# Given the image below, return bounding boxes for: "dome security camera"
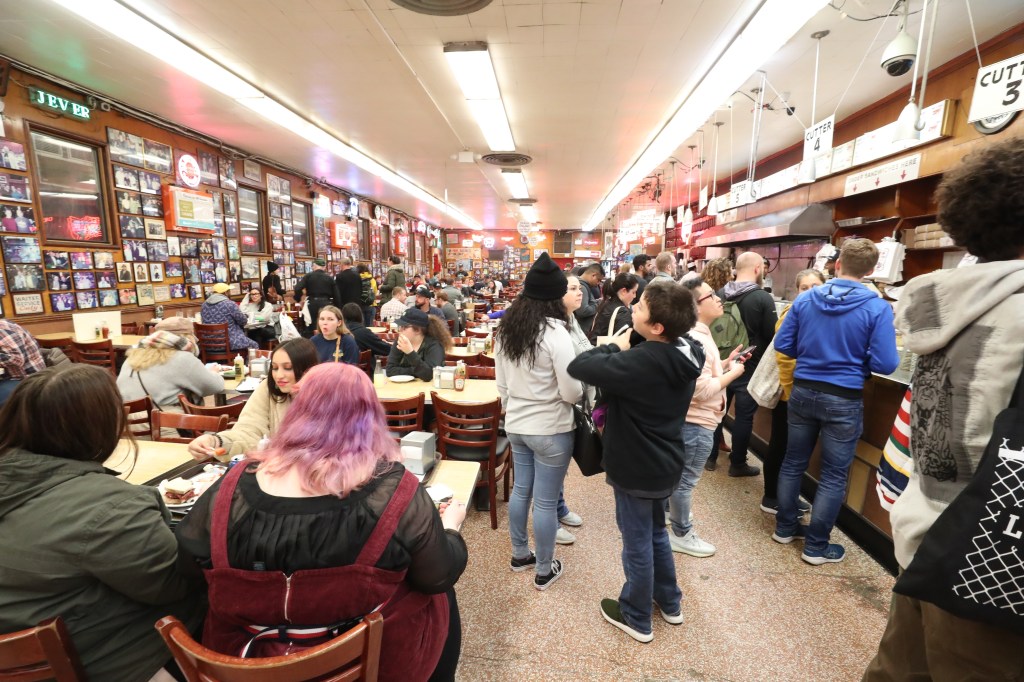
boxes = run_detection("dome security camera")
[881,28,917,77]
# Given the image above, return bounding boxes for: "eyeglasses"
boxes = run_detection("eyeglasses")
[697,292,717,303]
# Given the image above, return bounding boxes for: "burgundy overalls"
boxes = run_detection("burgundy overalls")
[201,461,449,681]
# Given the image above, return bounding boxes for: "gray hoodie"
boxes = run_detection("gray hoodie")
[889,260,1024,568]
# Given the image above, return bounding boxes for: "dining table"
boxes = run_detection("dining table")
[374,375,499,404]
[447,346,495,360]
[35,332,146,349]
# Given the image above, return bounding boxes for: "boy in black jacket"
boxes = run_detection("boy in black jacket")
[567,280,704,642]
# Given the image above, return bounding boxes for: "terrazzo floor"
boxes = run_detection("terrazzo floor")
[452,449,894,681]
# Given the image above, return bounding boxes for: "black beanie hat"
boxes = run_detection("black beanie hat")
[267,261,279,272]
[524,252,567,300]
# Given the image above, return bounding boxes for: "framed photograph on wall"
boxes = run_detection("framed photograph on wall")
[136,283,155,306]
[116,262,133,283]
[72,271,96,290]
[153,284,171,302]
[70,251,93,270]
[169,283,185,299]
[50,292,76,312]
[142,195,163,217]
[12,293,44,315]
[107,128,144,167]
[165,261,183,278]
[144,218,166,240]
[76,291,98,309]
[96,270,115,288]
[188,284,202,300]
[143,139,172,174]
[120,215,145,239]
[149,262,164,282]
[139,170,162,195]
[9,267,42,291]
[133,262,148,283]
[123,239,147,262]
[198,151,218,186]
[113,165,140,191]
[43,250,69,269]
[242,159,260,182]
[0,173,31,203]
[0,203,36,233]
[119,287,138,305]
[46,271,71,291]
[218,157,237,190]
[93,251,115,269]
[147,240,168,262]
[222,192,236,216]
[2,236,41,263]
[166,235,180,256]
[98,289,119,307]
[0,139,28,171]
[115,190,142,215]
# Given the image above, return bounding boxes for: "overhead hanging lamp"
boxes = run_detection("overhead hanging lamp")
[683,144,696,226]
[666,161,676,234]
[799,30,829,185]
[893,0,939,143]
[707,120,724,217]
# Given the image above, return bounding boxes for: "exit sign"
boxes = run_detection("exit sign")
[27,87,91,121]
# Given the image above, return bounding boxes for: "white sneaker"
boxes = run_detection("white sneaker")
[559,511,583,527]
[555,527,576,545]
[669,529,716,557]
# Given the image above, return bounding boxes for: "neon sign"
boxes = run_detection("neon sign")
[28,87,90,121]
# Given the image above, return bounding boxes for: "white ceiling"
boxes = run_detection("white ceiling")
[0,0,1020,232]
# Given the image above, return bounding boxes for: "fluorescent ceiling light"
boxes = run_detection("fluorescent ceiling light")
[445,43,516,153]
[50,0,483,231]
[519,204,538,223]
[501,170,530,200]
[582,0,828,231]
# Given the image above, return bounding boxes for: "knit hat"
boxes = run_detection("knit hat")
[395,308,429,329]
[135,331,197,355]
[267,261,279,272]
[313,257,327,266]
[212,282,230,294]
[523,252,567,300]
[154,317,194,335]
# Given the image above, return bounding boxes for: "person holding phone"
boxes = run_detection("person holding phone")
[588,273,638,343]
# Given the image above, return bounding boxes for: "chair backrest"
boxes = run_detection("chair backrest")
[473,354,495,368]
[357,349,375,381]
[123,396,154,439]
[473,303,487,313]
[466,365,496,380]
[445,352,478,365]
[195,322,232,364]
[379,393,425,444]
[151,411,228,444]
[432,393,502,460]
[466,329,490,339]
[121,322,141,335]
[0,617,87,682]
[450,337,470,347]
[35,337,74,353]
[69,339,117,375]
[155,612,382,682]
[445,318,456,334]
[377,333,398,343]
[178,394,246,428]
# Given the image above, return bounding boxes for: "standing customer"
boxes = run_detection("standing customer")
[310,305,359,364]
[652,252,676,280]
[357,263,378,326]
[496,253,583,590]
[759,269,826,514]
[568,281,703,642]
[589,273,638,342]
[709,252,777,476]
[573,264,603,332]
[667,279,747,557]
[334,257,362,308]
[0,318,45,407]
[773,239,899,564]
[379,255,405,305]
[294,258,340,337]
[863,138,1024,679]
[201,282,258,352]
[176,363,468,681]
[261,261,283,303]
[0,365,204,682]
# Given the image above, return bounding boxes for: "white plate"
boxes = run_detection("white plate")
[158,480,199,509]
[389,375,416,383]
[158,466,227,510]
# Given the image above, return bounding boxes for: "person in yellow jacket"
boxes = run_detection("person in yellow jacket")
[760,269,826,514]
[357,263,379,327]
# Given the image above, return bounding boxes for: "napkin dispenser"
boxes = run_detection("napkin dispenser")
[401,431,438,476]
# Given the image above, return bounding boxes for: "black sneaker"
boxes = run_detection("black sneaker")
[600,598,653,643]
[760,496,812,515]
[771,524,809,544]
[704,459,717,471]
[728,464,761,477]
[510,552,537,573]
[534,559,564,591]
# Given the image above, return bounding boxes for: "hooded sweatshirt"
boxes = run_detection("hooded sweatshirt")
[568,337,703,495]
[888,260,1024,569]
[718,281,778,373]
[774,279,899,394]
[0,450,204,682]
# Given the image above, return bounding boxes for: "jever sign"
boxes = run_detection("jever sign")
[27,87,90,121]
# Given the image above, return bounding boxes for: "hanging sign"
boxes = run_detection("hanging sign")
[698,186,708,211]
[968,51,1024,122]
[843,153,921,197]
[803,115,835,160]
[517,220,532,236]
[27,86,90,121]
[176,154,202,189]
[313,194,332,218]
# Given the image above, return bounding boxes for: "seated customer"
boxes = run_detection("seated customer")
[386,308,451,381]
[342,303,391,356]
[0,365,204,681]
[201,282,258,352]
[117,317,225,411]
[176,363,468,681]
[310,305,359,364]
[239,287,278,346]
[0,319,45,406]
[435,291,462,336]
[188,338,318,459]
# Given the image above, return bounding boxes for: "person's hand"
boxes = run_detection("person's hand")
[188,434,220,461]
[611,325,631,351]
[396,334,413,354]
[440,500,467,530]
[729,361,746,378]
[726,345,745,365]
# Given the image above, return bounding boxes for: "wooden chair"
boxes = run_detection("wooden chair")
[121,322,141,335]
[445,318,456,334]
[379,393,426,444]
[69,339,117,375]
[432,394,511,530]
[178,394,246,428]
[466,365,496,380]
[0,617,87,682]
[357,349,375,381]
[151,412,228,444]
[377,332,398,343]
[194,322,232,364]
[473,303,487,314]
[123,396,154,439]
[450,337,470,347]
[446,352,478,365]
[466,328,490,339]
[474,354,495,368]
[35,336,74,354]
[156,612,382,682]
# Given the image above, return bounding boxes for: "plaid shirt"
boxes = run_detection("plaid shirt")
[0,320,45,380]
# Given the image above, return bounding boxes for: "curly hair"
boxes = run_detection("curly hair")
[702,257,733,292]
[937,136,1024,261]
[494,296,567,365]
[425,315,453,352]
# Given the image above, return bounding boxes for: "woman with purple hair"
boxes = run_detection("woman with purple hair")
[176,363,468,681]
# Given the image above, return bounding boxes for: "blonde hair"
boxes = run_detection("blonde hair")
[317,305,350,336]
[125,347,176,370]
[839,238,880,278]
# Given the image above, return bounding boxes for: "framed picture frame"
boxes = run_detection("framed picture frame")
[144,218,166,240]
[147,240,168,262]
[165,261,183,278]
[222,192,236,216]
[50,291,76,312]
[116,262,133,283]
[112,164,140,191]
[142,195,163,217]
[0,203,36,234]
[139,170,162,195]
[70,251,93,270]
[188,284,203,300]
[95,270,116,288]
[12,292,44,315]
[119,287,138,305]
[46,271,72,291]
[0,139,28,171]
[93,251,115,269]
[107,128,144,167]
[2,236,41,263]
[98,289,119,307]
[218,157,237,190]
[133,262,149,283]
[149,262,164,282]
[122,239,147,262]
[119,215,145,239]
[169,283,186,299]
[143,139,173,174]
[242,159,261,182]
[166,235,180,256]
[43,250,69,269]
[8,264,45,291]
[72,271,96,290]
[0,173,31,203]
[115,190,142,215]
[198,151,218,186]
[75,291,98,309]
[136,283,155,306]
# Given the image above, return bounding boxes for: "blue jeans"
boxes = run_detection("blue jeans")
[668,423,716,537]
[508,432,573,576]
[557,489,570,519]
[776,385,863,554]
[613,488,682,635]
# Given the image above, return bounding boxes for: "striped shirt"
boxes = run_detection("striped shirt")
[0,320,45,380]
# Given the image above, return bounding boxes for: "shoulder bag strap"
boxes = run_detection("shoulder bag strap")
[355,471,420,567]
[133,370,164,412]
[608,306,621,337]
[210,460,251,569]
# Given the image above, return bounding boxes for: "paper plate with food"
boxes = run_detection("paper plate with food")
[159,465,227,509]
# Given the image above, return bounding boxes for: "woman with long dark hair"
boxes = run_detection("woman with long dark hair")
[386,309,452,380]
[240,286,278,346]
[495,253,583,591]
[589,272,639,342]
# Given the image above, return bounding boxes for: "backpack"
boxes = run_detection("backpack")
[359,278,375,306]
[710,297,749,361]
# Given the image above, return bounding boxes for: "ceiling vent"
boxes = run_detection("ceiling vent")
[481,152,532,167]
[390,0,493,17]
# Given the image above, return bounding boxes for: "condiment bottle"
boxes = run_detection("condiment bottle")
[94,325,101,340]
[454,360,466,391]
[233,354,244,379]
[101,321,110,339]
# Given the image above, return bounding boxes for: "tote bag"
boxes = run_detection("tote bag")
[572,387,604,476]
[893,359,1024,633]
[748,339,782,409]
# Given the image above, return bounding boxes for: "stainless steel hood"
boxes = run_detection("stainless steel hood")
[694,203,835,247]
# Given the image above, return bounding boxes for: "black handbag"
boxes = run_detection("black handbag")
[572,388,604,477]
[893,357,1024,633]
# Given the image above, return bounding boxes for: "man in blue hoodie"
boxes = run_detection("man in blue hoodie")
[772,238,899,565]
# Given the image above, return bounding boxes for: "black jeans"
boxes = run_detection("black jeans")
[245,326,276,346]
[762,400,788,500]
[428,588,461,682]
[716,381,758,469]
